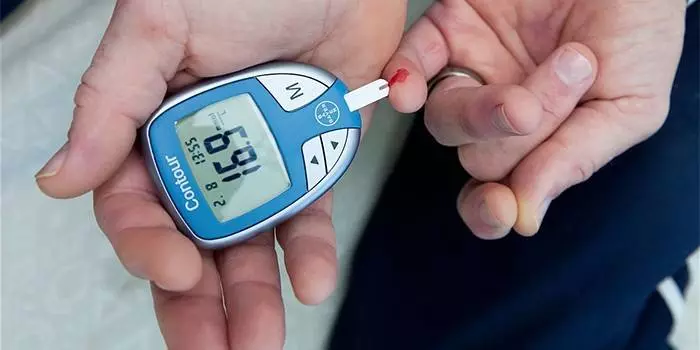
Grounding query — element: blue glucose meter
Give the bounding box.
[141,62,388,249]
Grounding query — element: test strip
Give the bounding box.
[344,79,390,112]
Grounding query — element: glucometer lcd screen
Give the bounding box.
[175,94,291,222]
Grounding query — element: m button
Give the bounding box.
[258,74,328,112]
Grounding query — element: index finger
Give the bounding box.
[382,14,450,114]
[36,0,187,198]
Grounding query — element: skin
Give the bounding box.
[384,0,687,239]
[35,0,687,347]
[35,0,407,349]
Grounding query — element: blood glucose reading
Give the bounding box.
[175,94,291,222]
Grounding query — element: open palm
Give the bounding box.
[385,0,686,238]
[36,0,406,349]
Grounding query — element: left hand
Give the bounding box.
[34,0,407,349]
[383,0,687,238]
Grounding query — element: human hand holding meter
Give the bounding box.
[383,0,686,239]
[34,0,687,348]
[35,0,406,349]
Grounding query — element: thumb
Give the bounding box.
[35,1,186,198]
[382,16,449,113]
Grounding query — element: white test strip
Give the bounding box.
[344,79,390,112]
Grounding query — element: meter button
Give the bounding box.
[258,74,328,112]
[321,129,348,172]
[302,136,328,190]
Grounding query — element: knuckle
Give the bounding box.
[423,113,454,146]
[73,79,102,111]
[424,102,479,146]
[458,146,512,181]
[548,137,599,185]
[538,89,568,121]
[292,206,333,229]
[570,156,598,184]
[456,108,479,139]
[71,79,107,140]
[615,97,670,139]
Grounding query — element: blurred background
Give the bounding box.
[0,0,697,349]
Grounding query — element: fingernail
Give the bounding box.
[492,104,523,135]
[35,142,68,179]
[555,48,593,86]
[154,280,169,291]
[537,198,553,227]
[479,201,502,228]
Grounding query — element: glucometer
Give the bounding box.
[141,62,389,249]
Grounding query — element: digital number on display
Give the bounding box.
[183,126,262,209]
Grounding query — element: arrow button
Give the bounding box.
[302,136,327,190]
[321,129,349,172]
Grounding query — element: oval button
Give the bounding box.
[321,129,348,172]
[302,136,328,190]
[258,74,329,112]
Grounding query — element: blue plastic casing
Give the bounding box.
[142,63,362,248]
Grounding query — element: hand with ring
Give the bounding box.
[383,0,688,239]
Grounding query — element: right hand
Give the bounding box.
[382,0,685,239]
[35,1,407,349]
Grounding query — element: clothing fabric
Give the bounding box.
[1,0,25,21]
